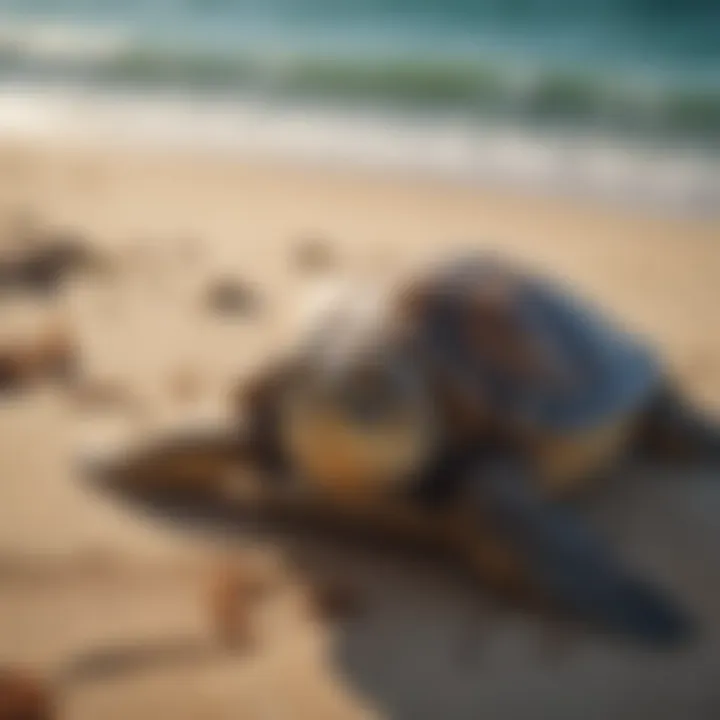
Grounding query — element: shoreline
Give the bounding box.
[0,83,718,219]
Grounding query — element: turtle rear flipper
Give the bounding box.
[637,387,720,463]
[463,458,696,647]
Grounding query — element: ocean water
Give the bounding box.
[0,0,718,211]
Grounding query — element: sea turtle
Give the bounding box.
[84,254,720,647]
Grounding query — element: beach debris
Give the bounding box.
[206,557,275,649]
[0,225,106,296]
[0,666,56,720]
[0,320,78,394]
[292,236,338,273]
[204,276,262,317]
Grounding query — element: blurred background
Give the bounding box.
[0,0,718,209]
[0,2,719,720]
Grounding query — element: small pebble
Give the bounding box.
[205,277,261,316]
[206,558,276,649]
[0,666,56,720]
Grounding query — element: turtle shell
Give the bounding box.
[403,256,663,437]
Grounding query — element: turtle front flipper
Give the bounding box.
[458,457,696,647]
[81,424,273,504]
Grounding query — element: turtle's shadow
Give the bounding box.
[331,466,720,720]
[85,465,720,720]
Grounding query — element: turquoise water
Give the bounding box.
[0,0,718,143]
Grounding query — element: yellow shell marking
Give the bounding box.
[532,413,640,494]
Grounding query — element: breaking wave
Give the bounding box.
[0,21,718,143]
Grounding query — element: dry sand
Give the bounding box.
[0,139,719,719]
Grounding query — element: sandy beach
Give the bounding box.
[1,137,720,719]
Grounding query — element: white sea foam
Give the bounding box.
[0,82,717,217]
[0,19,129,61]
